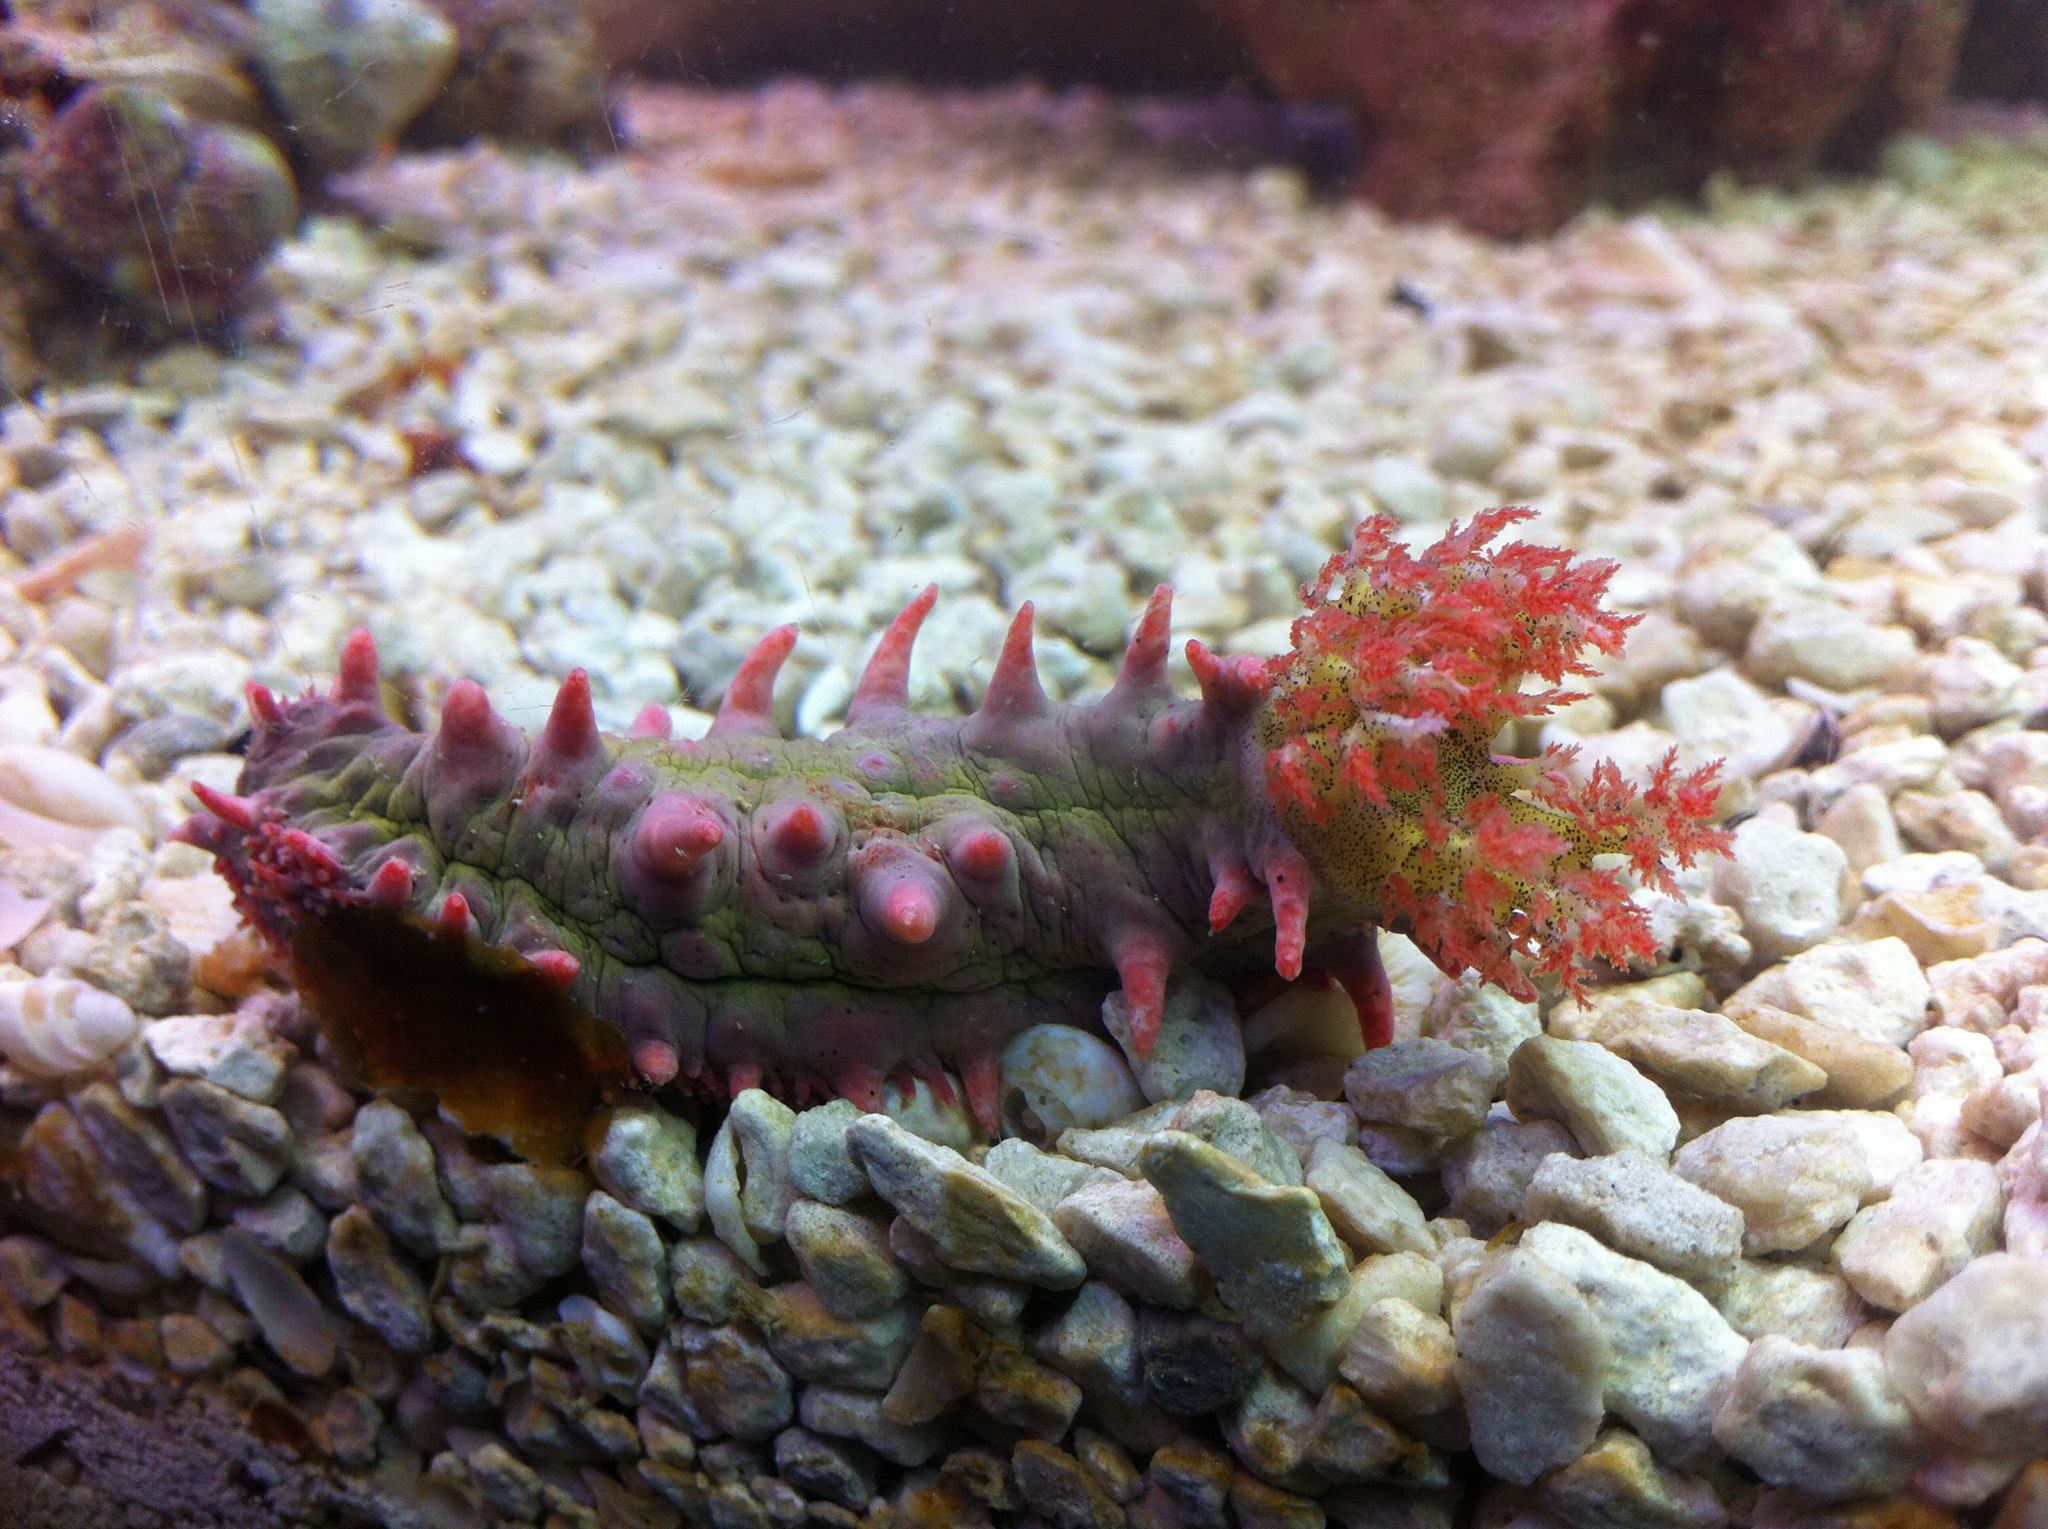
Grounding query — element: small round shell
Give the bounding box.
[997,1024,1144,1146]
[0,973,139,1077]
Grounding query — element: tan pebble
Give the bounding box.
[0,743,144,831]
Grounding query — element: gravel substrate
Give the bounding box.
[2,82,2048,1529]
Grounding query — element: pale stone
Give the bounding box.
[1728,933,1933,1056]
[1712,1336,1918,1501]
[1814,783,1905,881]
[1895,788,2020,873]
[847,1114,1084,1288]
[1707,1259,1870,1348]
[1910,1025,2004,1097]
[1452,1246,1608,1485]
[582,1191,671,1335]
[1916,637,2022,737]
[1304,1137,1433,1256]
[349,1099,458,1257]
[1222,1366,1319,1488]
[784,1200,906,1319]
[1441,1112,1581,1236]
[1830,1158,2003,1312]
[982,1137,1121,1216]
[1249,1085,1356,1169]
[1520,1222,1750,1467]
[1722,1003,1912,1109]
[800,1384,946,1467]
[220,1225,334,1378]
[1103,976,1244,1105]
[1539,1427,1730,1529]
[1850,881,2003,966]
[1522,1151,1744,1281]
[590,1099,703,1232]
[1031,1281,1142,1406]
[1744,597,1916,693]
[1548,972,1714,1041]
[1345,1037,1501,1140]
[1662,666,1795,779]
[757,1282,917,1391]
[1422,972,1541,1074]
[1336,1296,1458,1422]
[728,1089,798,1244]
[1673,1114,1874,1255]
[1168,1091,1303,1185]
[1885,1253,2048,1464]
[324,1205,433,1355]
[1713,808,1848,963]
[1589,1004,1828,1112]
[787,1098,868,1206]
[1505,1035,1680,1159]
[1056,1100,1186,1177]
[1138,1130,1350,1334]
[1053,1178,1207,1309]
[143,1012,289,1103]
[1261,1250,1440,1394]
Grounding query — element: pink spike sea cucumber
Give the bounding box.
[178,508,1731,1155]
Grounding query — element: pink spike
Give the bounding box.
[629,704,673,739]
[728,1063,763,1099]
[634,795,727,882]
[950,826,1012,883]
[534,669,601,776]
[1263,847,1313,981]
[713,625,798,735]
[921,1064,958,1110]
[764,799,834,869]
[1326,930,1396,1051]
[332,627,381,706]
[246,682,283,727]
[877,876,941,945]
[840,1064,886,1112]
[441,679,498,748]
[977,603,1048,723]
[1185,640,1270,715]
[366,858,415,907]
[190,781,256,831]
[961,1050,1001,1138]
[438,892,474,936]
[279,828,342,874]
[633,1038,680,1086]
[1115,584,1174,694]
[1208,853,1256,934]
[527,948,580,987]
[847,584,938,721]
[1110,925,1174,1058]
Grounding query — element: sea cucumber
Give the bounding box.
[178,509,1728,1149]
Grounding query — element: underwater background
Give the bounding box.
[2,5,2048,1527]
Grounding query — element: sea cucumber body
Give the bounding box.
[187,595,1373,1126]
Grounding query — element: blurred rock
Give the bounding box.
[249,0,456,172]
[405,0,611,151]
[15,84,294,323]
[1204,0,1971,236]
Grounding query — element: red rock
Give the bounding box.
[1202,0,1972,236]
